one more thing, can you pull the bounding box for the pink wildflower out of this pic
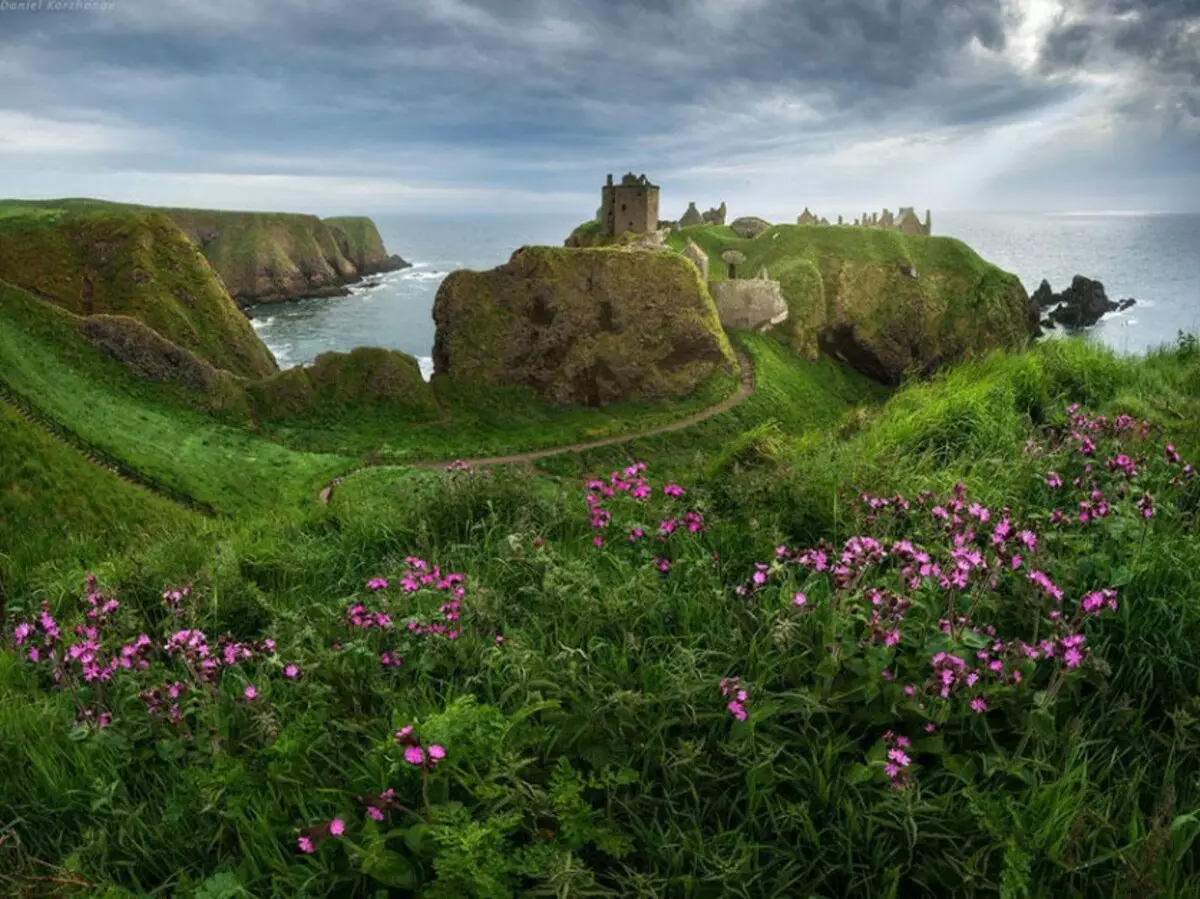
[243,685,258,700]
[284,664,300,679]
[298,836,315,854]
[328,818,345,837]
[404,746,425,766]
[969,697,987,713]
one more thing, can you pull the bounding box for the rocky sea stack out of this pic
[1032,275,1136,329]
[432,246,737,406]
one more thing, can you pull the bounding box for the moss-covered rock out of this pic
[665,223,1037,385]
[249,348,438,422]
[0,210,278,379]
[432,246,737,406]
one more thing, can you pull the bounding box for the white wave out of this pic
[401,270,447,282]
[417,356,433,382]
[250,315,274,330]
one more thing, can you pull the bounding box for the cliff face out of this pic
[167,210,410,305]
[432,246,737,406]
[324,216,411,276]
[667,224,1037,385]
[0,209,279,379]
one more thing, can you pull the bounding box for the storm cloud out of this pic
[0,0,1196,215]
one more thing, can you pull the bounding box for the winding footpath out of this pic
[318,350,756,505]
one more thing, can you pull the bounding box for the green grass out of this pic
[3,334,1200,895]
[0,283,350,515]
[0,401,195,593]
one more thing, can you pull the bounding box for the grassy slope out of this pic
[4,335,1200,895]
[0,401,194,592]
[0,209,277,379]
[666,223,1032,379]
[0,283,349,515]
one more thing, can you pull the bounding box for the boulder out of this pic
[730,216,771,239]
[1033,275,1136,328]
[432,246,737,406]
[679,202,704,228]
[710,279,789,331]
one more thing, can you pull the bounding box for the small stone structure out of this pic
[721,249,745,279]
[679,200,727,227]
[730,216,771,239]
[709,261,788,332]
[601,172,660,237]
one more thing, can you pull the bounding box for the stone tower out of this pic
[601,172,660,237]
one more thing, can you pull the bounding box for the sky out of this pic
[0,0,1197,218]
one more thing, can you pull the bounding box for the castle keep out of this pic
[601,173,660,237]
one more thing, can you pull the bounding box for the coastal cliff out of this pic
[0,198,410,307]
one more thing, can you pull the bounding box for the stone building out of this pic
[601,172,660,237]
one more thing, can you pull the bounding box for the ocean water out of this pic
[247,211,1200,375]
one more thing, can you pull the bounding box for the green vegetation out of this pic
[4,202,1200,895]
[4,324,1200,895]
[667,223,1035,383]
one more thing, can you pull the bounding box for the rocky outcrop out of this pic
[249,347,438,421]
[432,246,737,406]
[325,216,412,277]
[730,216,771,239]
[1032,275,1135,329]
[679,202,704,228]
[710,279,789,331]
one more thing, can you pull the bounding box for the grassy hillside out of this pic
[666,223,1035,383]
[0,400,195,594]
[0,282,349,514]
[0,209,278,379]
[3,331,1200,895]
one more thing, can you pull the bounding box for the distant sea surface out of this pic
[247,211,1200,376]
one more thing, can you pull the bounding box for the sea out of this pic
[247,211,1200,377]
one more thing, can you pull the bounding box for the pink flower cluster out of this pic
[720,678,748,722]
[881,730,913,789]
[298,818,345,854]
[394,724,446,769]
[585,463,706,562]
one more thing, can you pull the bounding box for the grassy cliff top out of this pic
[0,209,278,379]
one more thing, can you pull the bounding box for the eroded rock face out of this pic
[730,216,771,239]
[710,279,789,331]
[1031,275,1136,328]
[432,246,737,406]
[681,238,709,280]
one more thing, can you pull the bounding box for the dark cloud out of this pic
[0,0,1196,211]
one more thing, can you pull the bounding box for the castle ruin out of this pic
[601,173,660,237]
[797,206,933,236]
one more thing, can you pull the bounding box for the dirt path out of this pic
[318,351,756,504]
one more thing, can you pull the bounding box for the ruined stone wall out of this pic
[709,279,789,331]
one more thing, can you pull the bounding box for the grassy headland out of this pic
[3,204,1200,895]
